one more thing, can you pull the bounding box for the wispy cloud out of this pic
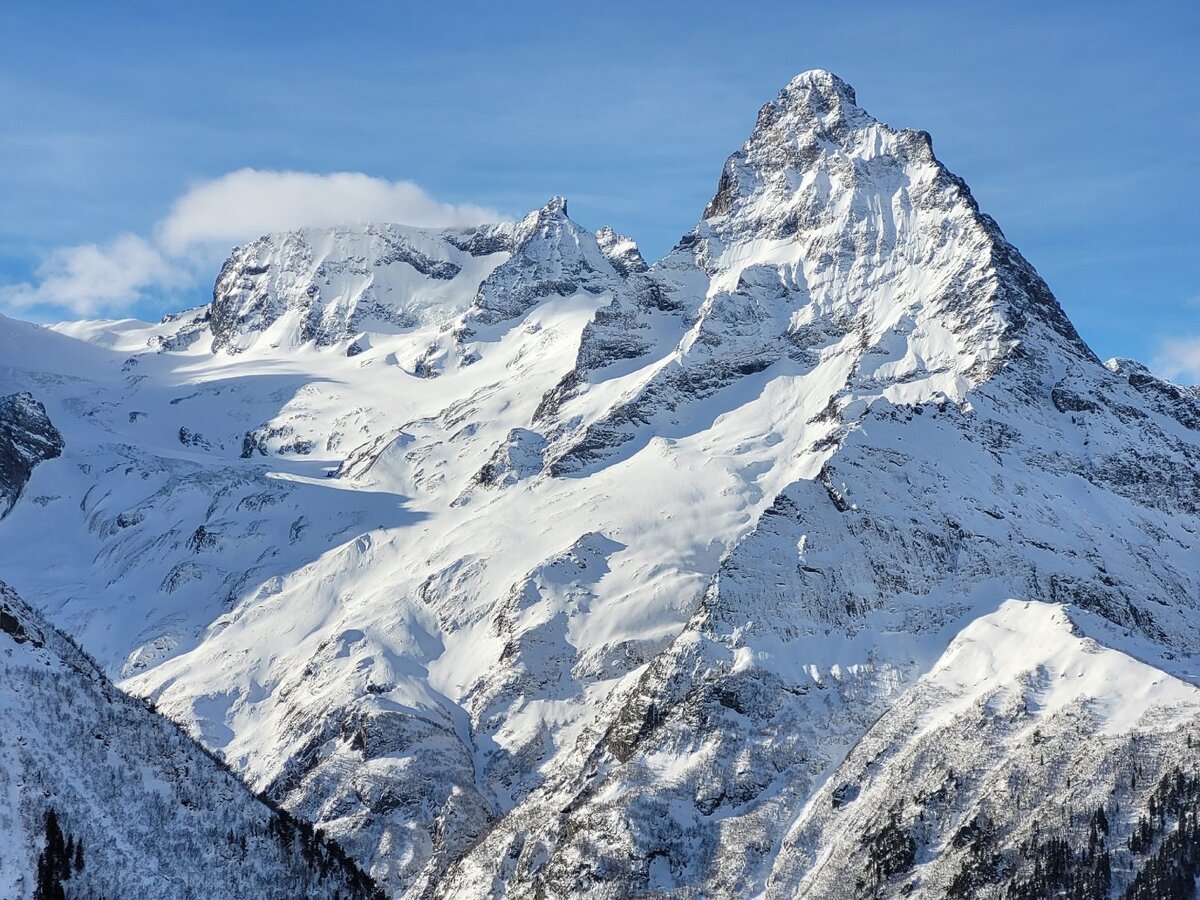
[3,235,183,317]
[2,170,501,318]
[1154,336,1200,385]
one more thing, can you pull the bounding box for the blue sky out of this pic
[1,1,1198,376]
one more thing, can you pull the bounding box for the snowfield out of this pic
[1,70,1199,898]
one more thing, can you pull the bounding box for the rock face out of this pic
[594,225,648,277]
[1,70,1199,900]
[207,222,515,353]
[541,69,1089,478]
[0,392,63,519]
[0,580,382,900]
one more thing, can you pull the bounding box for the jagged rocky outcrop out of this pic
[472,428,547,488]
[0,392,63,519]
[594,225,648,277]
[462,197,615,328]
[1,70,1198,900]
[412,197,630,378]
[1107,356,1200,431]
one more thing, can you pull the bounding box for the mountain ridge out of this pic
[1,69,1197,898]
[0,579,384,899]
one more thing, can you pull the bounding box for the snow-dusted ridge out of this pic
[0,580,382,899]
[1,70,1199,898]
[769,601,1200,898]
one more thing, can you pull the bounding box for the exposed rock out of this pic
[595,225,648,277]
[472,428,548,488]
[0,391,63,519]
[207,223,511,353]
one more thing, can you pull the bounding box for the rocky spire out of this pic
[594,225,648,277]
[466,197,624,328]
[703,68,929,225]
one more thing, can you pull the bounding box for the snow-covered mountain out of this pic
[1,70,1199,898]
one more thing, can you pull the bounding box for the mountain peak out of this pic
[508,196,582,248]
[515,196,575,235]
[701,71,876,220]
[536,195,569,219]
[781,68,858,109]
[595,225,648,276]
[753,69,869,139]
[685,67,1094,393]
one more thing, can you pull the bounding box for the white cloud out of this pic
[2,171,501,317]
[1154,336,1200,384]
[3,234,185,317]
[156,169,500,253]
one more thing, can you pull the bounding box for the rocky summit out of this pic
[2,71,1199,899]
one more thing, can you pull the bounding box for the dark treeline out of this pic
[34,807,85,900]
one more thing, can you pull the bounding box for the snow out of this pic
[1,68,1198,899]
[925,600,1200,737]
[767,600,1200,898]
[0,582,375,899]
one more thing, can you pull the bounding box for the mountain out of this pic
[0,579,381,899]
[1,70,1198,898]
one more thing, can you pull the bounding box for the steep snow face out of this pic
[1,69,1198,900]
[0,581,380,900]
[538,70,1091,481]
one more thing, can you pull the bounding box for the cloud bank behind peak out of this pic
[2,170,503,318]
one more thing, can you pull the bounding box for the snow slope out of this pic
[1,70,1198,898]
[769,601,1200,898]
[0,580,380,899]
